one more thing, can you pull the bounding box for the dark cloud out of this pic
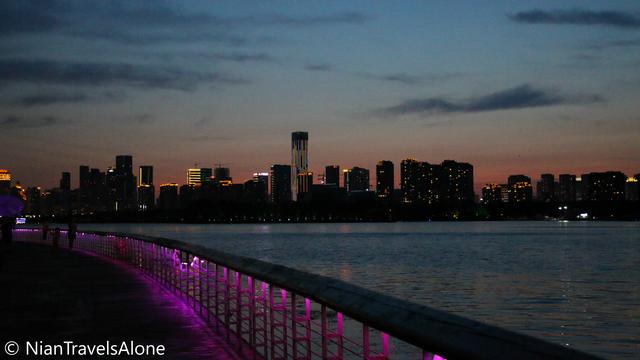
[0,59,248,91]
[586,38,640,50]
[509,9,640,28]
[130,113,155,124]
[361,72,462,85]
[305,64,334,72]
[9,91,124,107]
[0,1,367,46]
[194,117,212,128]
[0,2,65,36]
[1,115,73,129]
[376,84,603,117]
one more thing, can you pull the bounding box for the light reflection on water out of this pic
[80,221,640,358]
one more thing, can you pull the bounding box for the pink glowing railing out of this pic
[13,228,600,360]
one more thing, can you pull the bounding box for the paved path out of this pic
[0,241,241,359]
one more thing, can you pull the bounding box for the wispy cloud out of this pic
[585,38,640,50]
[0,59,249,91]
[1,115,74,129]
[10,91,124,107]
[509,9,640,28]
[183,135,234,142]
[360,72,462,85]
[305,63,334,72]
[375,84,603,117]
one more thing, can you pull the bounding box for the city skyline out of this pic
[2,1,640,189]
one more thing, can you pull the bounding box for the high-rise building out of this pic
[422,162,443,204]
[558,174,576,203]
[508,175,532,203]
[325,165,340,187]
[187,168,212,186]
[270,164,292,204]
[400,159,422,203]
[625,176,639,201]
[158,183,179,211]
[376,161,394,199]
[291,131,309,201]
[138,165,154,211]
[481,184,502,204]
[113,155,137,211]
[214,167,231,182]
[581,171,626,201]
[536,173,555,202]
[0,169,11,195]
[116,155,133,176]
[139,166,153,186]
[244,172,269,203]
[59,172,71,192]
[441,160,473,203]
[297,172,313,198]
[343,167,369,192]
[79,165,90,190]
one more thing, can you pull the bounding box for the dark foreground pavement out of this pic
[0,241,240,359]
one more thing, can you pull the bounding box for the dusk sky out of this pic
[2,0,639,190]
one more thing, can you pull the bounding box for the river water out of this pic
[77,221,639,358]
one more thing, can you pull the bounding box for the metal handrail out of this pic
[14,228,602,360]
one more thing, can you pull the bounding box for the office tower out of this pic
[187,168,212,185]
[441,160,474,203]
[59,172,71,192]
[626,176,638,201]
[499,184,510,203]
[244,172,269,203]
[507,175,533,203]
[158,183,179,211]
[400,159,422,203]
[581,171,626,201]
[138,165,155,211]
[270,164,292,204]
[139,166,153,186]
[344,167,369,192]
[113,155,137,211]
[558,174,577,203]
[0,169,11,195]
[79,165,90,190]
[291,131,309,201]
[481,184,502,204]
[376,161,394,199]
[187,168,202,186]
[536,174,555,202]
[296,172,313,199]
[116,155,133,176]
[422,162,443,204]
[325,165,340,187]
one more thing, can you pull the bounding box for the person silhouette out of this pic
[42,221,49,241]
[52,227,60,248]
[1,217,14,246]
[68,221,77,249]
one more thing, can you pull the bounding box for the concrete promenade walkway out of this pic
[0,241,241,359]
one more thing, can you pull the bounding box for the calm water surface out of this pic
[80,221,640,358]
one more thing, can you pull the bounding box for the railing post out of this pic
[363,325,370,360]
[321,305,328,359]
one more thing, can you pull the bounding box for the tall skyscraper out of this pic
[508,175,533,203]
[113,155,137,211]
[481,183,502,204]
[400,159,422,203]
[139,166,153,186]
[59,172,71,192]
[213,167,233,182]
[158,183,179,211]
[291,131,309,201]
[581,171,626,201]
[376,161,394,199]
[187,168,212,186]
[138,165,154,211]
[79,165,90,190]
[441,160,473,203]
[270,164,292,204]
[558,174,577,203]
[344,167,369,192]
[325,165,340,187]
[116,155,133,176]
[536,173,555,202]
[625,176,638,201]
